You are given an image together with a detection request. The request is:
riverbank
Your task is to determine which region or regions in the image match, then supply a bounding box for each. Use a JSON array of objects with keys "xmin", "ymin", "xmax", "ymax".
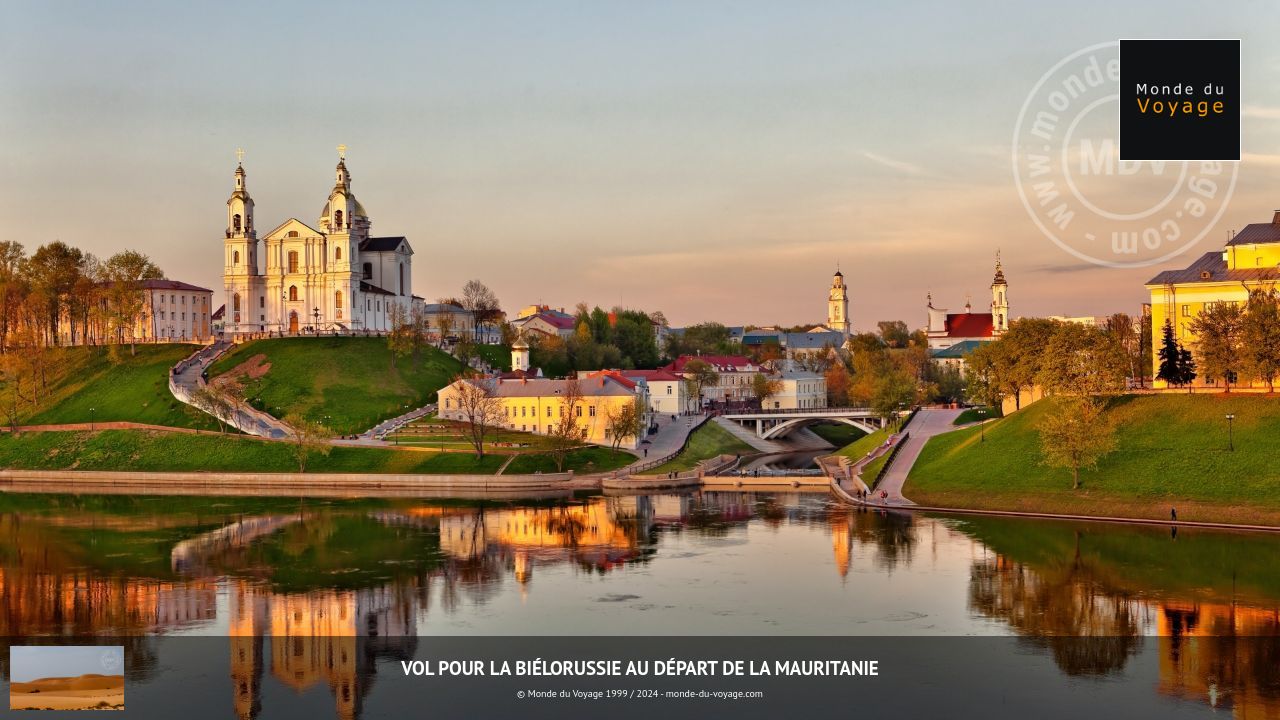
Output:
[{"xmin": 906, "ymin": 395, "xmax": 1280, "ymax": 527}]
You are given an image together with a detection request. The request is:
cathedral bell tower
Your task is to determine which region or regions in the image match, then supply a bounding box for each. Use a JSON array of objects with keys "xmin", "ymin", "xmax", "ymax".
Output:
[
  {"xmin": 990, "ymin": 251, "xmax": 1009, "ymax": 335},
  {"xmin": 827, "ymin": 268, "xmax": 850, "ymax": 338},
  {"xmin": 225, "ymin": 151, "xmax": 258, "ymax": 277}
]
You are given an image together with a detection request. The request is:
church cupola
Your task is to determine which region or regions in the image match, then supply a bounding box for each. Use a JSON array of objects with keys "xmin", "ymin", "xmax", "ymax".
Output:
[
  {"xmin": 990, "ymin": 250, "xmax": 1009, "ymax": 335},
  {"xmin": 321, "ymin": 144, "xmax": 370, "ymax": 238},
  {"xmin": 827, "ymin": 265, "xmax": 850, "ymax": 338},
  {"xmin": 226, "ymin": 149, "xmax": 255, "ymax": 240}
]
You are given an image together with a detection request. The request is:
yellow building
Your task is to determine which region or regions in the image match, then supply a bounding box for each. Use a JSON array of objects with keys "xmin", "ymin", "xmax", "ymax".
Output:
[
  {"xmin": 1145, "ymin": 210, "xmax": 1280, "ymax": 389},
  {"xmin": 437, "ymin": 372, "xmax": 648, "ymax": 450}
]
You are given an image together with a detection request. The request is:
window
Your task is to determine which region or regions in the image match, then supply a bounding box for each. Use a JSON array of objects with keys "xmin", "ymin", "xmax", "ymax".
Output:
[
  {"xmin": 1182, "ymin": 305, "xmax": 1190, "ymax": 317},
  {"xmin": 232, "ymin": 293, "xmax": 241, "ymax": 312},
  {"xmin": 232, "ymin": 214, "xmax": 241, "ymax": 232},
  {"xmin": 336, "ymin": 246, "xmax": 342, "ymax": 261},
  {"xmin": 289, "ymin": 286, "xmax": 298, "ymax": 301},
  {"xmin": 288, "ymin": 251, "xmax": 299, "ymax": 273},
  {"xmin": 259, "ymin": 296, "xmax": 264, "ymax": 308},
  {"xmin": 546, "ymin": 406, "xmax": 552, "ymax": 418},
  {"xmin": 399, "ymin": 263, "xmax": 405, "ymax": 295},
  {"xmin": 589, "ymin": 406, "xmax": 596, "ymax": 417},
  {"xmin": 334, "ymin": 209, "xmax": 343, "ymax": 228},
  {"xmin": 233, "ymin": 250, "xmax": 240, "ymax": 265},
  {"xmin": 334, "ymin": 290, "xmax": 343, "ymax": 309},
  {"xmin": 575, "ymin": 406, "xmax": 582, "ymax": 417},
  {"xmin": 362, "ymin": 262, "xmax": 372, "ymax": 280}
]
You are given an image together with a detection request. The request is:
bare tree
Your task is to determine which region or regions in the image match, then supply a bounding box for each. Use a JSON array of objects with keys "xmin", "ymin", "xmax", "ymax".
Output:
[
  {"xmin": 451, "ymin": 375, "xmax": 504, "ymax": 458},
  {"xmin": 190, "ymin": 384, "xmax": 232, "ymax": 434},
  {"xmin": 284, "ymin": 413, "xmax": 332, "ymax": 471},
  {"xmin": 605, "ymin": 397, "xmax": 644, "ymax": 450},
  {"xmin": 547, "ymin": 377, "xmax": 585, "ymax": 471},
  {"xmin": 461, "ymin": 279, "xmax": 503, "ymax": 327}
]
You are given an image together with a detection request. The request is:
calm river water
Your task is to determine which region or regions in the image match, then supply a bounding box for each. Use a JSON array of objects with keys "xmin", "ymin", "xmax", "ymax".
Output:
[{"xmin": 3, "ymin": 488, "xmax": 1279, "ymax": 716}]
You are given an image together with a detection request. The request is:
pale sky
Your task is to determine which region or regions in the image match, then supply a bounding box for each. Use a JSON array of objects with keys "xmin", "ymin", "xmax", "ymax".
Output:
[
  {"xmin": 3, "ymin": 1, "xmax": 1279, "ymax": 329},
  {"xmin": 10, "ymin": 645, "xmax": 123, "ymax": 682}
]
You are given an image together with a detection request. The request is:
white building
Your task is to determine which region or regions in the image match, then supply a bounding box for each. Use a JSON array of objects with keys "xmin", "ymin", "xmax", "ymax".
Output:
[
  {"xmin": 771, "ymin": 364, "xmax": 828, "ymax": 410},
  {"xmin": 223, "ymin": 150, "xmax": 415, "ymax": 337}
]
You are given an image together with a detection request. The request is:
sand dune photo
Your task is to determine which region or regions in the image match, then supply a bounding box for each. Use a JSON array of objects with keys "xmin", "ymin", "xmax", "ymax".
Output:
[
  {"xmin": 10, "ymin": 646, "xmax": 125, "ymax": 711},
  {"xmin": 9, "ymin": 673, "xmax": 125, "ymax": 711}
]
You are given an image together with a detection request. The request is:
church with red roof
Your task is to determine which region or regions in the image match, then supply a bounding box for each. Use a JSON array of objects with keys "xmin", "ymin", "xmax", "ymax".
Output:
[{"xmin": 925, "ymin": 254, "xmax": 1009, "ymax": 351}]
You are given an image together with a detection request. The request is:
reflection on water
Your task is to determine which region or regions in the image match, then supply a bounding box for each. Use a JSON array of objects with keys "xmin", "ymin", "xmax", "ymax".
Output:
[{"xmin": 5, "ymin": 492, "xmax": 1280, "ymax": 716}]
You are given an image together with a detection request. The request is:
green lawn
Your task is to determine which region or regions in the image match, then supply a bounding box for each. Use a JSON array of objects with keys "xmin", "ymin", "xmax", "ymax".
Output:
[
  {"xmin": 0, "ymin": 429, "xmax": 505, "ymax": 474},
  {"xmin": 503, "ymin": 446, "xmax": 634, "ymax": 474},
  {"xmin": 20, "ymin": 344, "xmax": 219, "ymax": 430},
  {"xmin": 953, "ymin": 406, "xmax": 1000, "ymax": 425},
  {"xmin": 861, "ymin": 451, "xmax": 891, "ymax": 486},
  {"xmin": 648, "ymin": 421, "xmax": 755, "ymax": 473},
  {"xmin": 809, "ymin": 422, "xmax": 866, "ymax": 447},
  {"xmin": 909, "ymin": 394, "xmax": 1280, "ymax": 525},
  {"xmin": 207, "ymin": 337, "xmax": 462, "ymax": 435},
  {"xmin": 834, "ymin": 426, "xmax": 890, "ymax": 460},
  {"xmin": 470, "ymin": 343, "xmax": 511, "ymax": 372}
]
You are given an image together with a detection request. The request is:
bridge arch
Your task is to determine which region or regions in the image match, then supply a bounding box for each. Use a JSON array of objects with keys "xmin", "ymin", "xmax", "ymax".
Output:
[{"xmin": 760, "ymin": 416, "xmax": 881, "ymax": 440}]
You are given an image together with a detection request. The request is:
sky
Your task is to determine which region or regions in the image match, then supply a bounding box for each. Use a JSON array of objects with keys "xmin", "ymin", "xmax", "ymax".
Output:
[
  {"xmin": 3, "ymin": 1, "xmax": 1280, "ymax": 330},
  {"xmin": 10, "ymin": 645, "xmax": 124, "ymax": 682}
]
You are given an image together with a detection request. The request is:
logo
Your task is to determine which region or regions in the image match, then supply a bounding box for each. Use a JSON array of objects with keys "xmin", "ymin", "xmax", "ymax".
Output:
[
  {"xmin": 1012, "ymin": 41, "xmax": 1238, "ymax": 268},
  {"xmin": 100, "ymin": 648, "xmax": 122, "ymax": 672}
]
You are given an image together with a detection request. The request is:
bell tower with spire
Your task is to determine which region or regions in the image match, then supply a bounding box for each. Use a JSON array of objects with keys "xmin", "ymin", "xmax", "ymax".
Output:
[
  {"xmin": 827, "ymin": 267, "xmax": 850, "ymax": 338},
  {"xmin": 224, "ymin": 150, "xmax": 264, "ymax": 333},
  {"xmin": 990, "ymin": 251, "xmax": 1009, "ymax": 335}
]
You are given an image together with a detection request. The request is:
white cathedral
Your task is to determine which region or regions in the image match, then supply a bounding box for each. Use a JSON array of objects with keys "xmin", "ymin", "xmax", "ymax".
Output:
[{"xmin": 222, "ymin": 150, "xmax": 415, "ymax": 336}]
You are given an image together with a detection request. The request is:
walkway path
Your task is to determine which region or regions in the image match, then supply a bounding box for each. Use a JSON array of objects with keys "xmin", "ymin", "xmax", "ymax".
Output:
[
  {"xmin": 874, "ymin": 407, "xmax": 965, "ymax": 506},
  {"xmin": 169, "ymin": 341, "xmax": 292, "ymax": 440},
  {"xmin": 619, "ymin": 413, "xmax": 708, "ymax": 473}
]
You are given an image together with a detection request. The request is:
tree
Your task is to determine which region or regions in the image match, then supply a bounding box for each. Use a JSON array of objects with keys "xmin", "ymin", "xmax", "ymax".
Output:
[
  {"xmin": 189, "ymin": 384, "xmax": 232, "ymax": 434},
  {"xmin": 681, "ymin": 359, "xmax": 719, "ymax": 412},
  {"xmin": 605, "ymin": 397, "xmax": 644, "ymax": 451},
  {"xmin": 102, "ymin": 250, "xmax": 164, "ymax": 354},
  {"xmin": 1241, "ymin": 288, "xmax": 1280, "ymax": 391},
  {"xmin": 26, "ymin": 241, "xmax": 88, "ymax": 346},
  {"xmin": 460, "ymin": 279, "xmax": 503, "ymax": 325},
  {"xmin": 284, "ymin": 412, "xmax": 332, "ymax": 471},
  {"xmin": 1189, "ymin": 301, "xmax": 1245, "ymax": 391},
  {"xmin": 451, "ymin": 375, "xmax": 503, "ymax": 458},
  {"xmin": 1156, "ymin": 319, "xmax": 1181, "ymax": 386},
  {"xmin": 1104, "ymin": 312, "xmax": 1139, "ymax": 383},
  {"xmin": 871, "ymin": 366, "xmax": 916, "ymax": 422},
  {"xmin": 1038, "ymin": 396, "xmax": 1115, "ymax": 489},
  {"xmin": 877, "ymin": 320, "xmax": 910, "ymax": 348},
  {"xmin": 1036, "ymin": 323, "xmax": 1127, "ymax": 397},
  {"xmin": 824, "ymin": 362, "xmax": 851, "ymax": 406},
  {"xmin": 0, "ymin": 241, "xmax": 27, "ymax": 352},
  {"xmin": 964, "ymin": 341, "xmax": 1003, "ymax": 408},
  {"xmin": 749, "ymin": 372, "xmax": 783, "ymax": 406},
  {"xmin": 547, "ymin": 376, "xmax": 585, "ymax": 471},
  {"xmin": 1177, "ymin": 345, "xmax": 1197, "ymax": 390}
]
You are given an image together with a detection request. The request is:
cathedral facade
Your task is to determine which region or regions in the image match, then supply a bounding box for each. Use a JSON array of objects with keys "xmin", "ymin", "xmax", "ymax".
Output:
[{"xmin": 222, "ymin": 152, "xmax": 415, "ymax": 336}]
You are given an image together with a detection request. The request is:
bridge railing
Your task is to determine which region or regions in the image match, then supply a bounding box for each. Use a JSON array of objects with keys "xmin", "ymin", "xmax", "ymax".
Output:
[{"xmin": 722, "ymin": 406, "xmax": 876, "ymax": 417}]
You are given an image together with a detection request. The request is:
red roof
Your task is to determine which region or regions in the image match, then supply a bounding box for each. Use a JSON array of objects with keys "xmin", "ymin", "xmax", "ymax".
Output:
[
  {"xmin": 622, "ymin": 369, "xmax": 682, "ymax": 382},
  {"xmin": 664, "ymin": 355, "xmax": 757, "ymax": 373},
  {"xmin": 944, "ymin": 313, "xmax": 994, "ymax": 339},
  {"xmin": 582, "ymin": 370, "xmax": 638, "ymax": 390}
]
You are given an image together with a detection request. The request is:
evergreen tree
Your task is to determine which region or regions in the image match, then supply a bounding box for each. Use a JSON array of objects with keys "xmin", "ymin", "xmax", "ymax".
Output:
[
  {"xmin": 1177, "ymin": 345, "xmax": 1197, "ymax": 390},
  {"xmin": 1156, "ymin": 319, "xmax": 1181, "ymax": 385}
]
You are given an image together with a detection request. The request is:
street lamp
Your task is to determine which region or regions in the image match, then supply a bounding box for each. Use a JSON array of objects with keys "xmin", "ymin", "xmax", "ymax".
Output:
[
  {"xmin": 1226, "ymin": 413, "xmax": 1235, "ymax": 452},
  {"xmin": 312, "ymin": 307, "xmax": 321, "ymax": 333},
  {"xmin": 978, "ymin": 408, "xmax": 987, "ymax": 443},
  {"xmin": 89, "ymin": 407, "xmax": 95, "ymax": 432}
]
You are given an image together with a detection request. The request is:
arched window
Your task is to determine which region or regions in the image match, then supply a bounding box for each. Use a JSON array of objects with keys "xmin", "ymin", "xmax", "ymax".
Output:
[
  {"xmin": 362, "ymin": 262, "xmax": 372, "ymax": 280},
  {"xmin": 232, "ymin": 293, "xmax": 241, "ymax": 312},
  {"xmin": 334, "ymin": 290, "xmax": 343, "ymax": 309},
  {"xmin": 289, "ymin": 285, "xmax": 298, "ymax": 301},
  {"xmin": 336, "ymin": 246, "xmax": 342, "ymax": 261},
  {"xmin": 287, "ymin": 251, "xmax": 299, "ymax": 273},
  {"xmin": 232, "ymin": 214, "xmax": 242, "ymax": 232},
  {"xmin": 334, "ymin": 209, "xmax": 343, "ymax": 228},
  {"xmin": 398, "ymin": 263, "xmax": 405, "ymax": 295},
  {"xmin": 233, "ymin": 250, "xmax": 240, "ymax": 265}
]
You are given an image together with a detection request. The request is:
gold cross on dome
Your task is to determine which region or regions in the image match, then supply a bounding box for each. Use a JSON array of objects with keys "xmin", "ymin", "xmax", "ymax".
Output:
[
  {"xmin": 235, "ymin": 147, "xmax": 245, "ymax": 163},
  {"xmin": 337, "ymin": 144, "xmax": 347, "ymax": 160}
]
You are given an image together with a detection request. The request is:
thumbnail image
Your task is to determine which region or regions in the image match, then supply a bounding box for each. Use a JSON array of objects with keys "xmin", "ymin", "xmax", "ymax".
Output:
[{"xmin": 9, "ymin": 646, "xmax": 124, "ymax": 711}]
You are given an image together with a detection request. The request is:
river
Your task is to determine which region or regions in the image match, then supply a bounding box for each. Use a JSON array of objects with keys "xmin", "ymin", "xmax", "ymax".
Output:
[{"xmin": 2, "ymin": 489, "xmax": 1278, "ymax": 716}]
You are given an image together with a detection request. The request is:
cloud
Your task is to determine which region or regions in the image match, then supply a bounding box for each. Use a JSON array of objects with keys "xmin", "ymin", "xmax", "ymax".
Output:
[
  {"xmin": 860, "ymin": 150, "xmax": 932, "ymax": 177},
  {"xmin": 1244, "ymin": 105, "xmax": 1280, "ymax": 120}
]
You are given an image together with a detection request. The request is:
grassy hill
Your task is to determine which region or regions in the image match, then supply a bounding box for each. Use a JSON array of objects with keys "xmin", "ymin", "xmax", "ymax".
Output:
[
  {"xmin": 649, "ymin": 421, "xmax": 755, "ymax": 473},
  {"xmin": 0, "ymin": 430, "xmax": 506, "ymax": 474},
  {"xmin": 909, "ymin": 394, "xmax": 1280, "ymax": 525},
  {"xmin": 19, "ymin": 344, "xmax": 217, "ymax": 430},
  {"xmin": 207, "ymin": 337, "xmax": 462, "ymax": 435}
]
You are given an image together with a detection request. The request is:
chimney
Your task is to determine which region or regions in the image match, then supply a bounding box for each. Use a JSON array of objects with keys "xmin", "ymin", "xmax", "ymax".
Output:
[{"xmin": 1273, "ymin": 210, "xmax": 1280, "ymax": 225}]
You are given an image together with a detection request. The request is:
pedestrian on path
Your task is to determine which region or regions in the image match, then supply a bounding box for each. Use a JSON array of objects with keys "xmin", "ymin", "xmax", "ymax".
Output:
[{"xmin": 1171, "ymin": 507, "xmax": 1177, "ymax": 522}]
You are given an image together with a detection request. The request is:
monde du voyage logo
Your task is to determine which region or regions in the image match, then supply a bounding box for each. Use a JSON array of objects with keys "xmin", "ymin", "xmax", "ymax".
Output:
[{"xmin": 1013, "ymin": 39, "xmax": 1240, "ymax": 269}]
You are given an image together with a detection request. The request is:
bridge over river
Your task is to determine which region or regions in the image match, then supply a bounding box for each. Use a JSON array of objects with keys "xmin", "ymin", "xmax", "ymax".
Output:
[{"xmin": 720, "ymin": 407, "xmax": 885, "ymax": 439}]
